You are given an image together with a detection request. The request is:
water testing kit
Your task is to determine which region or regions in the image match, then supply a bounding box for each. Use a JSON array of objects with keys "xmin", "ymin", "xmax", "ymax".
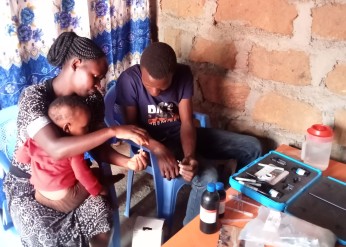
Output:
[{"xmin": 229, "ymin": 151, "xmax": 346, "ymax": 244}]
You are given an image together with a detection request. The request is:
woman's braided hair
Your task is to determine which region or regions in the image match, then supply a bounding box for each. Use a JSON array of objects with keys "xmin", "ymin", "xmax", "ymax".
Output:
[{"xmin": 47, "ymin": 32, "xmax": 105, "ymax": 67}]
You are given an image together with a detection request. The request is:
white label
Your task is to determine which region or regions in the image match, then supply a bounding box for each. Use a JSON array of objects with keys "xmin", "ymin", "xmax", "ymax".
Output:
[
  {"xmin": 219, "ymin": 200, "xmax": 226, "ymax": 215},
  {"xmin": 200, "ymin": 206, "xmax": 217, "ymax": 224}
]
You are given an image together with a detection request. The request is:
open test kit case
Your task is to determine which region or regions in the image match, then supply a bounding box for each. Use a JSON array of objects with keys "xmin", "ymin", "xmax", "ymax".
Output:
[{"xmin": 229, "ymin": 151, "xmax": 346, "ymax": 244}]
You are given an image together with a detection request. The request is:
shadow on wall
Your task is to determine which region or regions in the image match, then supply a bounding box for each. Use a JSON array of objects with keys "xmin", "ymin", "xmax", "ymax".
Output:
[{"xmin": 257, "ymin": 136, "xmax": 279, "ymax": 154}]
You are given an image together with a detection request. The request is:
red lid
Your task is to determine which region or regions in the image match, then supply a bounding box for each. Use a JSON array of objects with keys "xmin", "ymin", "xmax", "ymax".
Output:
[{"xmin": 307, "ymin": 124, "xmax": 333, "ymax": 137}]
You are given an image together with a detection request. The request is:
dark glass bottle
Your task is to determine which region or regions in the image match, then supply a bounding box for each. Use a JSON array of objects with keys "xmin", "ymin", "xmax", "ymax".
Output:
[
  {"xmin": 215, "ymin": 182, "xmax": 226, "ymax": 218},
  {"xmin": 200, "ymin": 182, "xmax": 220, "ymax": 234}
]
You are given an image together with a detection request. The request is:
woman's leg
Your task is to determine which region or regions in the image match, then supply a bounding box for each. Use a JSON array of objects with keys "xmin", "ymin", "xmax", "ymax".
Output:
[{"xmin": 4, "ymin": 173, "xmax": 113, "ymax": 246}]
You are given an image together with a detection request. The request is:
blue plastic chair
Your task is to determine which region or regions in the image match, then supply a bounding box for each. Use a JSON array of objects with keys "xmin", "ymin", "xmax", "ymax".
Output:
[
  {"xmin": 0, "ymin": 105, "xmax": 121, "ymax": 247},
  {"xmin": 95, "ymin": 159, "xmax": 122, "ymax": 247},
  {"xmin": 104, "ymin": 84, "xmax": 211, "ymax": 227},
  {"xmin": 0, "ymin": 105, "xmax": 21, "ymax": 247}
]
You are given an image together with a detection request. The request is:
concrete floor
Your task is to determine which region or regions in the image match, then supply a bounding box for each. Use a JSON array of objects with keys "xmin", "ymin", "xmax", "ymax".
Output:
[{"xmin": 110, "ymin": 142, "xmax": 191, "ymax": 247}]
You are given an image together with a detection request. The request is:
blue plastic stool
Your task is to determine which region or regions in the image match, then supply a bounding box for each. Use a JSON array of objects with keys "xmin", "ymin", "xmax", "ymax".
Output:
[{"xmin": 98, "ymin": 160, "xmax": 121, "ymax": 247}]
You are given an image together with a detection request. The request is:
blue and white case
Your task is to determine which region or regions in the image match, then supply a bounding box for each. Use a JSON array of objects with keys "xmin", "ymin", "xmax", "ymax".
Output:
[{"xmin": 229, "ymin": 150, "xmax": 346, "ymax": 244}]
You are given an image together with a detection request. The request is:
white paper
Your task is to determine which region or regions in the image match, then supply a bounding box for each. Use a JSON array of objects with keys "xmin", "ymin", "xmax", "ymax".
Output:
[{"xmin": 132, "ymin": 216, "xmax": 165, "ymax": 247}]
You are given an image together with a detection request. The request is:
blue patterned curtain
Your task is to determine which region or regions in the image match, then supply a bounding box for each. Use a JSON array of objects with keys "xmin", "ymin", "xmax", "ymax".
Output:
[{"xmin": 0, "ymin": 0, "xmax": 151, "ymax": 109}]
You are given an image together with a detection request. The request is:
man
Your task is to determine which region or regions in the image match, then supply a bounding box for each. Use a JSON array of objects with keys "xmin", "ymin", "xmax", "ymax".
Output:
[{"xmin": 115, "ymin": 42, "xmax": 262, "ymax": 225}]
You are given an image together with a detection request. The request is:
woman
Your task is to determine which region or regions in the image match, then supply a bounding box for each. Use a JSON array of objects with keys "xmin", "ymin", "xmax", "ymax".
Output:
[{"xmin": 4, "ymin": 32, "xmax": 149, "ymax": 247}]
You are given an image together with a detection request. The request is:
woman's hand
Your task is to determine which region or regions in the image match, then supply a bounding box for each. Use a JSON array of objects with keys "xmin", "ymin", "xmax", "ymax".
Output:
[
  {"xmin": 127, "ymin": 150, "xmax": 148, "ymax": 171},
  {"xmin": 99, "ymin": 186, "xmax": 108, "ymax": 196},
  {"xmin": 111, "ymin": 125, "xmax": 149, "ymax": 146},
  {"xmin": 152, "ymin": 146, "xmax": 180, "ymax": 180},
  {"xmin": 178, "ymin": 156, "xmax": 198, "ymax": 182}
]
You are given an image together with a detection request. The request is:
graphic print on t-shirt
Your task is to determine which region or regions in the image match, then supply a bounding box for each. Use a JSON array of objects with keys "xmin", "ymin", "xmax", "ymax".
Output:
[{"xmin": 147, "ymin": 101, "xmax": 180, "ymax": 126}]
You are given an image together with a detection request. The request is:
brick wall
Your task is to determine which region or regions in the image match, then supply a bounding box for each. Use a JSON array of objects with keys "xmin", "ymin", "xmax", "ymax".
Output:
[{"xmin": 154, "ymin": 0, "xmax": 346, "ymax": 162}]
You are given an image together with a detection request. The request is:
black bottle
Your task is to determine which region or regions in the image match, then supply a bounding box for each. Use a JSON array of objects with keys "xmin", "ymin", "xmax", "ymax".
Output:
[
  {"xmin": 200, "ymin": 182, "xmax": 220, "ymax": 234},
  {"xmin": 215, "ymin": 182, "xmax": 226, "ymax": 218}
]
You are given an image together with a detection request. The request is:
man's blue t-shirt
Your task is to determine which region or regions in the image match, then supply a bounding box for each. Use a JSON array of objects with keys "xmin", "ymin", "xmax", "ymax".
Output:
[{"xmin": 115, "ymin": 64, "xmax": 193, "ymax": 141}]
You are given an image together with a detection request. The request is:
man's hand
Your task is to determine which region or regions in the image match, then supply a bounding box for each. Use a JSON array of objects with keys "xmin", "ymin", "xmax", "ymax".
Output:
[
  {"xmin": 127, "ymin": 150, "xmax": 148, "ymax": 171},
  {"xmin": 178, "ymin": 156, "xmax": 198, "ymax": 182},
  {"xmin": 112, "ymin": 125, "xmax": 149, "ymax": 146},
  {"xmin": 153, "ymin": 146, "xmax": 180, "ymax": 180}
]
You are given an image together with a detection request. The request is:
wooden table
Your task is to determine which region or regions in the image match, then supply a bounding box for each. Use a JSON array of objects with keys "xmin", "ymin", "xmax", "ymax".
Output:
[{"xmin": 162, "ymin": 144, "xmax": 346, "ymax": 247}]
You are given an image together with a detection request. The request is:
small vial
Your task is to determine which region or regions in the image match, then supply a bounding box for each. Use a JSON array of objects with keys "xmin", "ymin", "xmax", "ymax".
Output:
[
  {"xmin": 292, "ymin": 167, "xmax": 310, "ymax": 176},
  {"xmin": 268, "ymin": 188, "xmax": 282, "ymax": 198}
]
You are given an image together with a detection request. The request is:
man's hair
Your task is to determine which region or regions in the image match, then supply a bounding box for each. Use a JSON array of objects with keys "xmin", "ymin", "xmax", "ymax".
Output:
[
  {"xmin": 140, "ymin": 42, "xmax": 177, "ymax": 79},
  {"xmin": 47, "ymin": 32, "xmax": 105, "ymax": 67},
  {"xmin": 48, "ymin": 95, "xmax": 90, "ymax": 124}
]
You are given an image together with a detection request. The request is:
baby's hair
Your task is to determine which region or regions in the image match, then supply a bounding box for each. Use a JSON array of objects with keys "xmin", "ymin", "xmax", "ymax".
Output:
[
  {"xmin": 48, "ymin": 95, "xmax": 90, "ymax": 124},
  {"xmin": 47, "ymin": 32, "xmax": 105, "ymax": 67},
  {"xmin": 140, "ymin": 42, "xmax": 177, "ymax": 79}
]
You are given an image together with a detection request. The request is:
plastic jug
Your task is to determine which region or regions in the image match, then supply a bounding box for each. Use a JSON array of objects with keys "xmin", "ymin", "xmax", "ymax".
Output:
[{"xmin": 301, "ymin": 124, "xmax": 333, "ymax": 171}]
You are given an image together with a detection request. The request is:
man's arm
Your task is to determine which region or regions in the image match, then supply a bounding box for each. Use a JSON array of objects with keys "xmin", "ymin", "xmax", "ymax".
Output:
[
  {"xmin": 179, "ymin": 98, "xmax": 196, "ymax": 159},
  {"xmin": 123, "ymin": 105, "xmax": 179, "ymax": 179},
  {"xmin": 177, "ymin": 98, "xmax": 198, "ymax": 182}
]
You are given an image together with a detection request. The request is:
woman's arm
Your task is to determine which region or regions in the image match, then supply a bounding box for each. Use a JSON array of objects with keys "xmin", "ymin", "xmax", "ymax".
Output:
[
  {"xmin": 91, "ymin": 142, "xmax": 147, "ymax": 171},
  {"xmin": 33, "ymin": 123, "xmax": 148, "ymax": 160}
]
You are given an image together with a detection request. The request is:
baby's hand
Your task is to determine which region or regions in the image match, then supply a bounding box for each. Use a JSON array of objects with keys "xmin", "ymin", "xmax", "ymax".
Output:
[{"xmin": 127, "ymin": 150, "xmax": 148, "ymax": 171}]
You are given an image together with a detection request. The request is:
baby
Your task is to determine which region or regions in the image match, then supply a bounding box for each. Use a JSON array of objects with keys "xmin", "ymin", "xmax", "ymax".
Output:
[{"xmin": 16, "ymin": 95, "xmax": 107, "ymax": 213}]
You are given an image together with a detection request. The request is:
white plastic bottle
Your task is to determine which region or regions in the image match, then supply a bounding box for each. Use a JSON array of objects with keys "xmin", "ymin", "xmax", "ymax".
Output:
[{"xmin": 301, "ymin": 124, "xmax": 333, "ymax": 171}]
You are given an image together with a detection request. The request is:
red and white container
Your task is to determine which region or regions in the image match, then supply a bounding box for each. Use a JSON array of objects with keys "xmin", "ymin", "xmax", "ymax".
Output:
[{"xmin": 301, "ymin": 124, "xmax": 334, "ymax": 171}]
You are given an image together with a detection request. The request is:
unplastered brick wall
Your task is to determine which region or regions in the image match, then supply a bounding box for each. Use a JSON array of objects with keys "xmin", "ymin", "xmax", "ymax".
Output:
[{"xmin": 154, "ymin": 0, "xmax": 346, "ymax": 162}]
